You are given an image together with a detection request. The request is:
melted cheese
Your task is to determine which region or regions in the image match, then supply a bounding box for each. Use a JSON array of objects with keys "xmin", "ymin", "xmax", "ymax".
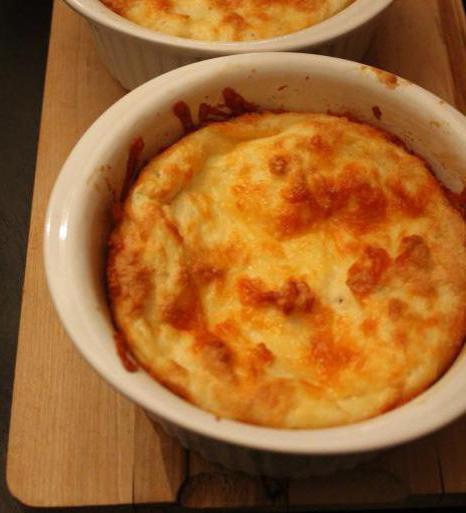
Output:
[
  {"xmin": 107, "ymin": 112, "xmax": 466, "ymax": 428},
  {"xmin": 100, "ymin": 0, "xmax": 355, "ymax": 41}
]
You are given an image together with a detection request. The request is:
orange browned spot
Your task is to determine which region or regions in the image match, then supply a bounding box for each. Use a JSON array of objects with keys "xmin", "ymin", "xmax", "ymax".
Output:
[
  {"xmin": 153, "ymin": 0, "xmax": 172, "ymax": 9},
  {"xmin": 276, "ymin": 204, "xmax": 314, "ymax": 237},
  {"xmin": 254, "ymin": 343, "xmax": 275, "ymax": 365},
  {"xmin": 425, "ymin": 316, "xmax": 441, "ymax": 329},
  {"xmin": 238, "ymin": 277, "xmax": 276, "ymax": 306},
  {"xmin": 248, "ymin": 342, "xmax": 275, "ymax": 378},
  {"xmin": 269, "ymin": 155, "xmax": 289, "ymax": 175},
  {"xmin": 361, "ymin": 318, "xmax": 378, "ymax": 336},
  {"xmin": 282, "ymin": 177, "xmax": 312, "ymax": 203},
  {"xmin": 214, "ymin": 319, "xmax": 240, "ymax": 338},
  {"xmin": 200, "ymin": 337, "xmax": 236, "ymax": 380},
  {"xmin": 296, "ymin": 133, "xmax": 336, "ymax": 163},
  {"xmin": 277, "ymin": 279, "xmax": 314, "ymax": 314},
  {"xmin": 309, "ymin": 134, "xmax": 333, "ymax": 155},
  {"xmin": 238, "ymin": 277, "xmax": 314, "ymax": 314},
  {"xmin": 388, "ymin": 298, "xmax": 407, "ymax": 320},
  {"xmin": 395, "ymin": 235, "xmax": 431, "ymax": 269},
  {"xmin": 389, "ymin": 180, "xmax": 434, "ymax": 217},
  {"xmin": 311, "ymin": 337, "xmax": 356, "ymax": 377},
  {"xmin": 277, "ymin": 175, "xmax": 325, "ymax": 236},
  {"xmin": 160, "ymin": 269, "xmax": 200, "ymax": 330},
  {"xmin": 213, "ymin": 0, "xmax": 242, "ymax": 8},
  {"xmin": 339, "ymin": 181, "xmax": 387, "ymax": 231},
  {"xmin": 346, "ymin": 246, "xmax": 391, "ymax": 299},
  {"xmin": 222, "ymin": 12, "xmax": 248, "ymax": 33},
  {"xmin": 256, "ymin": 10, "xmax": 270, "ymax": 21},
  {"xmin": 161, "ymin": 297, "xmax": 197, "ymax": 330},
  {"xmin": 192, "ymin": 262, "xmax": 225, "ymax": 284},
  {"xmin": 394, "ymin": 236, "xmax": 436, "ymax": 297},
  {"xmin": 393, "ymin": 328, "xmax": 408, "ymax": 348},
  {"xmin": 277, "ymin": 170, "xmax": 387, "ymax": 237},
  {"xmin": 315, "ymin": 169, "xmax": 387, "ymax": 228}
]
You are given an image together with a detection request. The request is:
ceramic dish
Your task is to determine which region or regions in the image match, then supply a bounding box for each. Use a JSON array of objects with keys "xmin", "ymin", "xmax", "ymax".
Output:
[
  {"xmin": 63, "ymin": 0, "xmax": 393, "ymax": 89},
  {"xmin": 45, "ymin": 53, "xmax": 466, "ymax": 477}
]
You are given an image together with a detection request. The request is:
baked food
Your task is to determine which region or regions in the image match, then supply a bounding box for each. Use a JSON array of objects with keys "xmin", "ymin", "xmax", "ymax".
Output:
[
  {"xmin": 100, "ymin": 0, "xmax": 355, "ymax": 41},
  {"xmin": 107, "ymin": 111, "xmax": 466, "ymax": 428}
]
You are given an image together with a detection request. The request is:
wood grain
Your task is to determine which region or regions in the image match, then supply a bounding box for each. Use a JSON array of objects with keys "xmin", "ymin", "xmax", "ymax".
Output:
[
  {"xmin": 436, "ymin": 417, "xmax": 466, "ymax": 494},
  {"xmin": 6, "ymin": 0, "xmax": 184, "ymax": 507},
  {"xmin": 365, "ymin": 0, "xmax": 459, "ymax": 107},
  {"xmin": 438, "ymin": 0, "xmax": 466, "ymax": 113},
  {"xmin": 288, "ymin": 436, "xmax": 443, "ymax": 507},
  {"xmin": 133, "ymin": 410, "xmax": 186, "ymax": 504},
  {"xmin": 6, "ymin": 0, "xmax": 466, "ymax": 509},
  {"xmin": 180, "ymin": 451, "xmax": 287, "ymax": 509}
]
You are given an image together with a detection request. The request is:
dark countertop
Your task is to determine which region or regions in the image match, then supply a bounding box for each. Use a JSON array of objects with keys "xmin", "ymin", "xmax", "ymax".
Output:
[
  {"xmin": 1, "ymin": 1, "xmax": 51, "ymax": 512},
  {"xmin": 1, "ymin": 1, "xmax": 466, "ymax": 512}
]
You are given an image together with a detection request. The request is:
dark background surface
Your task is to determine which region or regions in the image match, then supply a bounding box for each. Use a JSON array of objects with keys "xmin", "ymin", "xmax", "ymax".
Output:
[
  {"xmin": 1, "ymin": 1, "xmax": 53, "ymax": 512},
  {"xmin": 1, "ymin": 1, "xmax": 466, "ymax": 512}
]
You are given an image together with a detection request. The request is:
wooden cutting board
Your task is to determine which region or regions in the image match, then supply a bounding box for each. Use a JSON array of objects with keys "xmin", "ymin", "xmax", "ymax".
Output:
[{"xmin": 6, "ymin": 0, "xmax": 466, "ymax": 508}]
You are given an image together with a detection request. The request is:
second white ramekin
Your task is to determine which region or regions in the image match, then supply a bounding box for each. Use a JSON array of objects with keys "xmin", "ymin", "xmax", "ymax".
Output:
[
  {"xmin": 45, "ymin": 53, "xmax": 466, "ymax": 477},
  {"xmin": 63, "ymin": 0, "xmax": 393, "ymax": 90}
]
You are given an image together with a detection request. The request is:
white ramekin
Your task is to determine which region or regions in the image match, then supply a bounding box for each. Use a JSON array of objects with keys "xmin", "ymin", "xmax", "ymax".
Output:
[
  {"xmin": 63, "ymin": 0, "xmax": 393, "ymax": 90},
  {"xmin": 44, "ymin": 53, "xmax": 466, "ymax": 478}
]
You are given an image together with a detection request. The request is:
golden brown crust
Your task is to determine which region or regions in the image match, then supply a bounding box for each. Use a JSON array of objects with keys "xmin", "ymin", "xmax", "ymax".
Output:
[
  {"xmin": 100, "ymin": 0, "xmax": 355, "ymax": 41},
  {"xmin": 107, "ymin": 112, "xmax": 466, "ymax": 428}
]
